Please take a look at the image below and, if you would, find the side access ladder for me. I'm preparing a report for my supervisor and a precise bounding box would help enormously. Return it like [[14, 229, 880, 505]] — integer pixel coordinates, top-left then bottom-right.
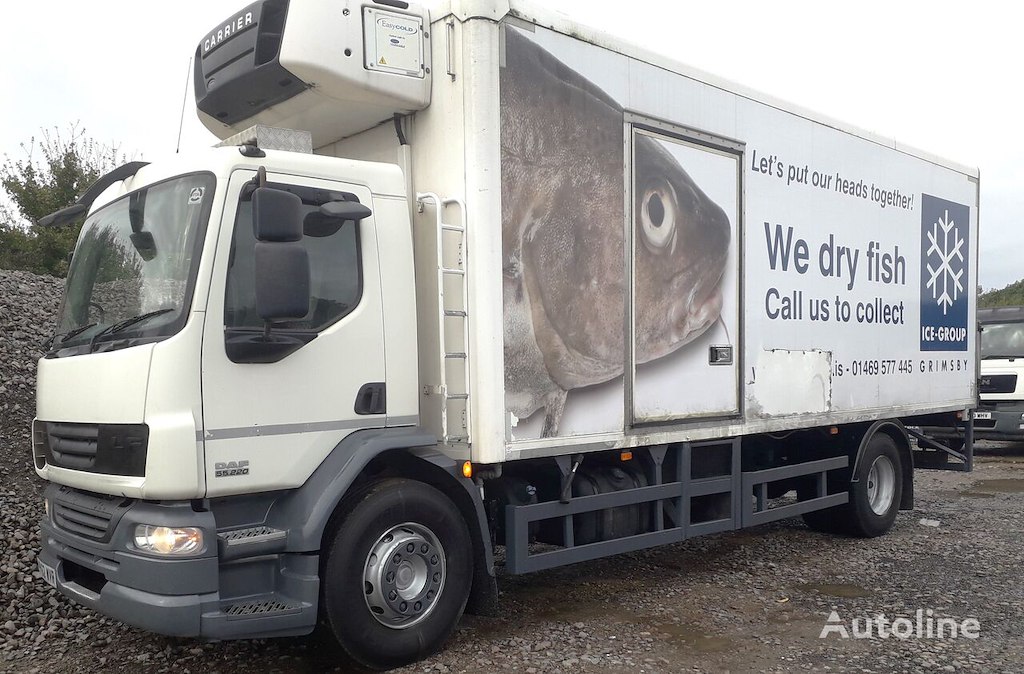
[[417, 193, 471, 445]]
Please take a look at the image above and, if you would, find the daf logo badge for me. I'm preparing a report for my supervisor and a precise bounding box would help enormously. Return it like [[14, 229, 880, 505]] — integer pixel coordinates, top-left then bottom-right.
[[214, 460, 250, 477]]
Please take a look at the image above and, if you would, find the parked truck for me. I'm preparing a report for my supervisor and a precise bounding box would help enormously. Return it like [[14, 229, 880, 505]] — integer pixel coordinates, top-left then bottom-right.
[[33, 0, 980, 668], [974, 307, 1024, 439], [923, 306, 1024, 447], [913, 305, 1024, 458]]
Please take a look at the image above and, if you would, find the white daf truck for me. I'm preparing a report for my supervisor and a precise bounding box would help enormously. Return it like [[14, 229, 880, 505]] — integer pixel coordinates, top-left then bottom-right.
[[33, 0, 979, 668], [974, 307, 1024, 439]]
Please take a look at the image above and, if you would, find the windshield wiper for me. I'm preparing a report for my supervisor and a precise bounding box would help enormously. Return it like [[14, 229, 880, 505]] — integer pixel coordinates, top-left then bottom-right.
[[43, 323, 98, 350], [982, 354, 1021, 360], [89, 308, 176, 352]]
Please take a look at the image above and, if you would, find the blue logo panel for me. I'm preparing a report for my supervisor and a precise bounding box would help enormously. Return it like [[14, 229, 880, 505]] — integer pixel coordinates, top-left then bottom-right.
[[919, 194, 970, 352]]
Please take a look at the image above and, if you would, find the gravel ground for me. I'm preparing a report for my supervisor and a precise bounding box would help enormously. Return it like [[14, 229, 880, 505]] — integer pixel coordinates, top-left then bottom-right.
[[2, 269, 1022, 672]]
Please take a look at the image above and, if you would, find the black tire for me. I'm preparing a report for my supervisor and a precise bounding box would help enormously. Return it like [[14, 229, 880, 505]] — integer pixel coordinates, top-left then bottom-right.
[[321, 478, 472, 670], [801, 433, 904, 537], [846, 433, 903, 537]]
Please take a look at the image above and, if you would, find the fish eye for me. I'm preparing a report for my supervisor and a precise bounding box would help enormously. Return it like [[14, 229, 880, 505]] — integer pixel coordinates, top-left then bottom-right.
[[640, 180, 677, 249], [648, 194, 665, 227]]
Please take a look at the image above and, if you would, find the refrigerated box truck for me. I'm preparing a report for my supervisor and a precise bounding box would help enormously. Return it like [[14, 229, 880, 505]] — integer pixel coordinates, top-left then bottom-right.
[[33, 0, 980, 668]]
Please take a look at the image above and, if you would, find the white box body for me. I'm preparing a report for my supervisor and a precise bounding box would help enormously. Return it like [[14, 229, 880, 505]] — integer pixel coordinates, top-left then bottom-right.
[[210, 0, 981, 465]]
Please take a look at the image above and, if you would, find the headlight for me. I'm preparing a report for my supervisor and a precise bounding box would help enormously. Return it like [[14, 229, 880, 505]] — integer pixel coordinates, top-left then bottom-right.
[[133, 525, 203, 555]]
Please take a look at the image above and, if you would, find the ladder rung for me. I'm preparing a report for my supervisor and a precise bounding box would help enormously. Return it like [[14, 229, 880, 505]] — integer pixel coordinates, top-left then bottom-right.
[[441, 224, 465, 232], [445, 393, 469, 400], [445, 352, 467, 359], [441, 267, 465, 276], [444, 310, 468, 317]]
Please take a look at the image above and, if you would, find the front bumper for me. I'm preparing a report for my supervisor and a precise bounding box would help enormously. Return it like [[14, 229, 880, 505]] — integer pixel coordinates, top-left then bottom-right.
[[919, 403, 1024, 443], [970, 402, 1024, 441], [38, 483, 318, 640]]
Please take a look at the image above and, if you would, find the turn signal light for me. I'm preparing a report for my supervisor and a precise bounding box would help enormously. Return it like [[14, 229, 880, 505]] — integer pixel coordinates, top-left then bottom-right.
[[462, 461, 473, 479]]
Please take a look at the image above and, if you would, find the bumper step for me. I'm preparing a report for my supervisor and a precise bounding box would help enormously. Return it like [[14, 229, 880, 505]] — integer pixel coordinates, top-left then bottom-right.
[[217, 526, 287, 560], [224, 596, 302, 620]]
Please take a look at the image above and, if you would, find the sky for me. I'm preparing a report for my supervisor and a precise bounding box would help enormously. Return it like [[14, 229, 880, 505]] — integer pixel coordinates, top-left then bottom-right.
[[2, 1, 1019, 290]]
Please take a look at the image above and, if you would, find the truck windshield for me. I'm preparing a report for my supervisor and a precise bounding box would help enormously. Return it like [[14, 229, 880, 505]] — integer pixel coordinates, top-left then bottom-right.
[[49, 173, 215, 355], [980, 321, 1024, 359]]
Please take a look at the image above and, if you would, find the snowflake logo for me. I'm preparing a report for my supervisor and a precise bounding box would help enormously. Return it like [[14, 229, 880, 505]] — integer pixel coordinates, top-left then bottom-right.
[[924, 209, 965, 315]]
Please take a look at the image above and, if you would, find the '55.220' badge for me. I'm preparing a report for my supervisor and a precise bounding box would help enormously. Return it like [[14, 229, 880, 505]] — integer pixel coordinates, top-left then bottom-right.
[[215, 460, 249, 477]]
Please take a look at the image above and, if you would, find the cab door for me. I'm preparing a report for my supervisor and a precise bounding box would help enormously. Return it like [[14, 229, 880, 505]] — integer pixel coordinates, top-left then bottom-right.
[[200, 169, 385, 496]]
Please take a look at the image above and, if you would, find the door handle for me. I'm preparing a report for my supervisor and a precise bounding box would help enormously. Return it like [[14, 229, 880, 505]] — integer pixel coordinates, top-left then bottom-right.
[[355, 382, 387, 415]]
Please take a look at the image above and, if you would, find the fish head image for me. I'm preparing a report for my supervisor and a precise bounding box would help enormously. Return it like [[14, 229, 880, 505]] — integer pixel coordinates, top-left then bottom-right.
[[500, 26, 733, 437], [633, 134, 731, 363]]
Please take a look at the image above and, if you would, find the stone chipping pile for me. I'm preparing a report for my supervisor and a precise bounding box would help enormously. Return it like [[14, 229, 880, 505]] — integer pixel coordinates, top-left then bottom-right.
[[0, 270, 67, 667]]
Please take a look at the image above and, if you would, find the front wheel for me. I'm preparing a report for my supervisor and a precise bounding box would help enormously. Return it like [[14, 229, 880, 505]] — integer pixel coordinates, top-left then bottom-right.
[[321, 478, 473, 670]]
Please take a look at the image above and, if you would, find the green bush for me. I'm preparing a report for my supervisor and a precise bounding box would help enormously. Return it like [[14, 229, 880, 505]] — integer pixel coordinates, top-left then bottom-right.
[[0, 124, 125, 277], [980, 280, 1024, 309]]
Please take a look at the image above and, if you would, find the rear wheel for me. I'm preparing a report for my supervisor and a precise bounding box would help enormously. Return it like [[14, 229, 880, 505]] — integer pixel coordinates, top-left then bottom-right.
[[321, 479, 472, 670], [802, 433, 904, 537]]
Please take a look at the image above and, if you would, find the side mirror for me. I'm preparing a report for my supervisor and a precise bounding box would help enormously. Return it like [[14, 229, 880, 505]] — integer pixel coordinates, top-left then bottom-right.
[[130, 231, 157, 261], [252, 188, 310, 323], [225, 188, 314, 364], [305, 200, 372, 238], [320, 200, 372, 221], [254, 244, 310, 322]]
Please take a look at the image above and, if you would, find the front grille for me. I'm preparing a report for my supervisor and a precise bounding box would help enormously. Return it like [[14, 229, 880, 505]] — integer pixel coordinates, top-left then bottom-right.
[[51, 486, 134, 543], [47, 423, 99, 470], [53, 501, 113, 540], [41, 422, 149, 477], [980, 374, 1017, 394]]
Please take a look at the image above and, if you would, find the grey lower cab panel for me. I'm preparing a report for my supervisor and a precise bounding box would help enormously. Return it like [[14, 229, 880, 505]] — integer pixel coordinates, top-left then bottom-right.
[[39, 483, 321, 639], [40, 535, 319, 639]]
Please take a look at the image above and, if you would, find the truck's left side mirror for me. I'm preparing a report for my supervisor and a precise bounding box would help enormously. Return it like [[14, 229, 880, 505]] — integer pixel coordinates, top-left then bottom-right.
[[252, 187, 310, 322], [225, 187, 314, 364]]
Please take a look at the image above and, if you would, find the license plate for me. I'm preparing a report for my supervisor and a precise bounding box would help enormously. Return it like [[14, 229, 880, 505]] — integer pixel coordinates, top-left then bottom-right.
[[973, 411, 992, 420], [37, 559, 57, 589]]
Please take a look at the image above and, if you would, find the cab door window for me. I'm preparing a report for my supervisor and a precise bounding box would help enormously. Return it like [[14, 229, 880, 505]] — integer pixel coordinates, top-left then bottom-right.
[[225, 182, 363, 332]]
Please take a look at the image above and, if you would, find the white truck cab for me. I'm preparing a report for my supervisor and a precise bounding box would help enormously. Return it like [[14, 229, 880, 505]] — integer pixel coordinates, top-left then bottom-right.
[[33, 145, 448, 651], [974, 306, 1024, 441], [36, 148, 419, 500]]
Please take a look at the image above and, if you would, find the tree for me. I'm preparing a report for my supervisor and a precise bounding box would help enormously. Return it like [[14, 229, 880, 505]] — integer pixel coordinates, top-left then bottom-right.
[[980, 279, 1024, 308], [0, 124, 124, 277]]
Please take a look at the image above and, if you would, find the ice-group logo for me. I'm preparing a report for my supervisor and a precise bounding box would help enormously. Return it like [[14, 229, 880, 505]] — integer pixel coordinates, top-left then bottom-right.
[[919, 194, 970, 352]]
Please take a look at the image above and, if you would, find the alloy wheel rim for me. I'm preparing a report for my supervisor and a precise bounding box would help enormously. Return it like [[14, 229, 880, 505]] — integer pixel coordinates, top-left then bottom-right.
[[866, 455, 896, 516], [363, 522, 446, 629]]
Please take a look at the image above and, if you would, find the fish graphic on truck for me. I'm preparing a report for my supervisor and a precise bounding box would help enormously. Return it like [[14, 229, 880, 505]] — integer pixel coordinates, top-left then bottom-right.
[[500, 26, 735, 439]]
